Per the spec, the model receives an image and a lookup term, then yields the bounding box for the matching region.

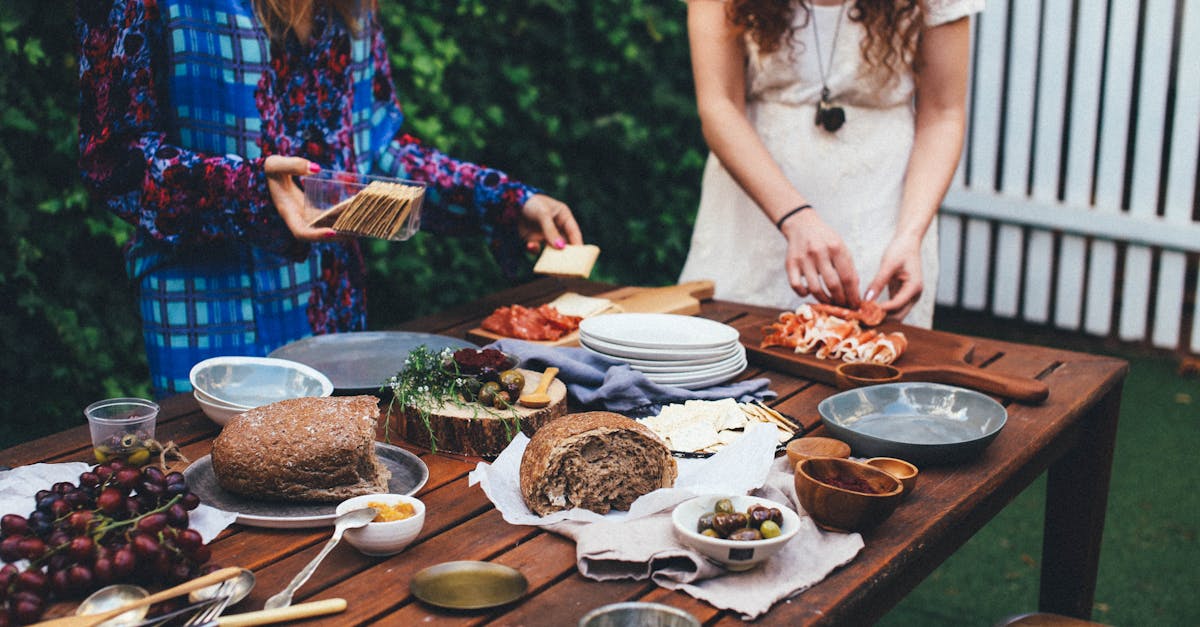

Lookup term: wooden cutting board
[734,314,1050,404]
[466,280,716,347]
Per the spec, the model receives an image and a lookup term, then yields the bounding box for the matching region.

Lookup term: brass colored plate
[410,561,528,610]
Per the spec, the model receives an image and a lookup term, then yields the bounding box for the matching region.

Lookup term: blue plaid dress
[78,0,538,396]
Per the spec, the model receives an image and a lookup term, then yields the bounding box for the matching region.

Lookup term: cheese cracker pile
[639,399,796,454]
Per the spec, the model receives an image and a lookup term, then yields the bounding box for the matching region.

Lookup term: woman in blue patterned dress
[77,0,583,395]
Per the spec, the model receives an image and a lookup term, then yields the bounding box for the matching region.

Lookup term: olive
[498,369,526,398]
[119,433,140,449]
[729,528,763,542]
[492,390,512,409]
[477,381,501,407]
[714,498,735,514]
[712,512,748,537]
[747,505,774,528]
[767,508,783,526]
[696,511,716,533]
[459,377,483,402]
[759,520,782,539]
[126,448,151,466]
[700,528,720,538]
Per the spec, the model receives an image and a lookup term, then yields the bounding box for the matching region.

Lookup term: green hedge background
[0,1,704,448]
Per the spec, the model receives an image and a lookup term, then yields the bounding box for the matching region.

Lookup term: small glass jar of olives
[84,397,159,465]
[696,498,784,541]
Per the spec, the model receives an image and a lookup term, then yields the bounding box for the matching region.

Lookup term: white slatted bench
[937,0,1200,354]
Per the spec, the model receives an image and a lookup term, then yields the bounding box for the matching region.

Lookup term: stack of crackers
[310,181,424,240]
[640,399,800,455]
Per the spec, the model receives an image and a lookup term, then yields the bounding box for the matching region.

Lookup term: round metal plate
[184,443,429,528]
[268,332,476,394]
[410,561,528,610]
[817,382,1008,465]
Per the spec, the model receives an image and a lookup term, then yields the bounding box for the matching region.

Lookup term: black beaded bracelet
[775,204,813,231]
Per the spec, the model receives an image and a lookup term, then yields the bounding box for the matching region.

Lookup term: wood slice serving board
[389,368,568,458]
[467,280,716,347]
[734,314,1050,404]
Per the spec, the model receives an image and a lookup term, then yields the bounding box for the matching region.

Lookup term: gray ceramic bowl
[189,356,333,409]
[817,382,1007,465]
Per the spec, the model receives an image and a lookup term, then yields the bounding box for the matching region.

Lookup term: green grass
[877,310,1200,626]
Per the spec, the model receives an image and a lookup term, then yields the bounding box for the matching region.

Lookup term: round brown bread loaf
[519,411,677,516]
[211,395,390,502]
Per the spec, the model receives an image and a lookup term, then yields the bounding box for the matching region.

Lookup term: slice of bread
[533,244,601,278]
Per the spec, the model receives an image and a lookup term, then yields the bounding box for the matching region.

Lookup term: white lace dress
[678,0,983,327]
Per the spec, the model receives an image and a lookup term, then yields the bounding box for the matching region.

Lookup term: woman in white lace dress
[678,0,982,326]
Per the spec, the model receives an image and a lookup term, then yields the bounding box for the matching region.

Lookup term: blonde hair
[252,0,370,41]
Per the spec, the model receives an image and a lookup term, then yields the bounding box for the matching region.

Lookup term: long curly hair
[728,0,924,86]
[252,0,372,41]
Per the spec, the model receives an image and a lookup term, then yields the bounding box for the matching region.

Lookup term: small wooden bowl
[834,362,902,390]
[794,457,904,532]
[865,457,919,497]
[785,437,852,469]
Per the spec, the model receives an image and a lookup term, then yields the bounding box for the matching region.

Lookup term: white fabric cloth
[679,0,984,327]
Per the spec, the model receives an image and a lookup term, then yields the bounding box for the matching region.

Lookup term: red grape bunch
[0,461,212,625]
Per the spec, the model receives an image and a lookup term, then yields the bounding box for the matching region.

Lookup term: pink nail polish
[324,230,338,239]
[308,163,321,173]
[553,238,566,249]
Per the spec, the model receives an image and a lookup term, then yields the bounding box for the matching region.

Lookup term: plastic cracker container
[302,170,425,241]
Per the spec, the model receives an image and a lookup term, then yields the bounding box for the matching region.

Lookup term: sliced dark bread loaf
[519,411,677,515]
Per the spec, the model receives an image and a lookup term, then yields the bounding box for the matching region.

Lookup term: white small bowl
[336,494,425,556]
[671,495,800,571]
[189,356,333,409]
[193,391,247,427]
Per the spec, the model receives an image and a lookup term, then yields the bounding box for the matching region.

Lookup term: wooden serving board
[734,314,1050,404]
[466,280,716,347]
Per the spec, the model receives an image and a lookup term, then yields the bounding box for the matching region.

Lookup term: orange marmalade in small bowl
[369,500,417,523]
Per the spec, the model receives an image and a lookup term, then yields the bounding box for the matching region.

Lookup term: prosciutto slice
[481,304,582,341]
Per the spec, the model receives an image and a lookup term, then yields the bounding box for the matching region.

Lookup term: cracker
[533,244,600,278]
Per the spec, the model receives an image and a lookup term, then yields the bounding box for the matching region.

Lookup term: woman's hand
[781,210,861,307]
[519,193,583,252]
[264,155,337,242]
[863,234,923,321]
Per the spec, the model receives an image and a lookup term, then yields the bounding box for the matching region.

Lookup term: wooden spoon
[518,367,559,408]
[35,566,244,627]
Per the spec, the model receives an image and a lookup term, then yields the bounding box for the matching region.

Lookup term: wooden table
[6,278,1126,625]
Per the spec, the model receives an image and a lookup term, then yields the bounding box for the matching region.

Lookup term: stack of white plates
[579,313,747,389]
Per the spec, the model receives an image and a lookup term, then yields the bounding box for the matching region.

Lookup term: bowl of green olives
[671,495,801,571]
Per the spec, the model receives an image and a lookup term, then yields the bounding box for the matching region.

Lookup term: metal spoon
[188,568,256,606]
[263,507,377,610]
[75,585,150,626]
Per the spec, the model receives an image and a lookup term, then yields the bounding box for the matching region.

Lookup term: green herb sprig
[382,345,522,452]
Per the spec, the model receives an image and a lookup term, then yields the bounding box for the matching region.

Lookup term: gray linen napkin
[551,457,865,620]
[488,339,775,416]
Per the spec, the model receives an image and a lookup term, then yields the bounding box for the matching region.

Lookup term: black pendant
[815,98,845,132]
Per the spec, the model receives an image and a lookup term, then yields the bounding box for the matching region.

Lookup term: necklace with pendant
[811,1,848,132]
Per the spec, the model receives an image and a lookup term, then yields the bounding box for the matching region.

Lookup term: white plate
[646,356,747,386]
[650,365,746,390]
[579,334,740,362]
[183,443,428,528]
[626,347,747,375]
[579,313,740,349]
[643,353,744,377]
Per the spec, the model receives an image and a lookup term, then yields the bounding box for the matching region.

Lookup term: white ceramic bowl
[336,494,425,556]
[193,391,247,427]
[189,356,333,409]
[671,495,800,571]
